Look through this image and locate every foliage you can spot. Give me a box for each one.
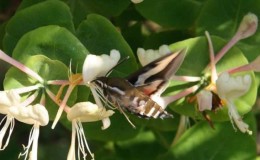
[0,0,259,160]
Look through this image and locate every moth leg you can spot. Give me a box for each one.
[115,101,136,128]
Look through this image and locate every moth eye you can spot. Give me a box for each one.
[95,80,104,88]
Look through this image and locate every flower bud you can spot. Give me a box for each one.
[236,13,258,40]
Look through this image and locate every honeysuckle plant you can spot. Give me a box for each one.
[1,0,260,160]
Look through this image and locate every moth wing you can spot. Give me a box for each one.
[127,49,186,96]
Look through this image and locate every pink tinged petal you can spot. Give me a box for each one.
[160,85,200,108]
[216,72,251,100]
[205,31,218,82]
[227,100,252,135]
[0,115,15,150]
[235,13,258,40]
[228,55,260,74]
[197,90,213,111]
[215,13,258,65]
[82,50,120,83]
[9,104,49,126]
[171,75,201,82]
[0,50,44,83]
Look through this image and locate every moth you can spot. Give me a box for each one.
[91,49,186,125]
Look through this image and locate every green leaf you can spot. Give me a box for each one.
[12,25,88,72]
[135,0,202,28]
[195,0,260,61]
[66,0,130,26]
[3,0,75,54]
[160,113,257,160]
[143,30,191,49]
[76,14,138,76]
[114,131,166,160]
[16,0,45,11]
[4,55,77,120]
[167,36,257,121]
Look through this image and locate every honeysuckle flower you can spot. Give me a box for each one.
[216,72,252,134]
[137,45,171,66]
[0,90,21,150]
[8,104,49,160]
[193,25,257,133]
[81,50,121,130]
[67,102,114,160]
[82,50,121,83]
[214,13,258,64]
[131,0,143,4]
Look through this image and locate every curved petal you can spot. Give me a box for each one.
[82,50,120,83]
[9,104,49,126]
[67,102,114,123]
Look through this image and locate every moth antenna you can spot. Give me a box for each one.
[105,56,130,77]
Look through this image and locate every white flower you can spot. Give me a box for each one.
[9,104,49,160]
[216,72,251,100]
[216,72,252,134]
[137,45,171,66]
[0,90,21,150]
[82,50,120,83]
[67,102,114,160]
[131,0,143,4]
[235,13,258,40]
[197,90,213,112]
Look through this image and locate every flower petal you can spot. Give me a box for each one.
[67,102,114,122]
[82,50,120,83]
[197,90,213,111]
[9,104,49,126]
[0,90,21,114]
[236,13,258,40]
[137,45,171,66]
[216,72,251,100]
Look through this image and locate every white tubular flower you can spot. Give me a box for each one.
[131,0,143,4]
[67,102,114,160]
[9,104,49,160]
[235,13,258,40]
[0,90,21,150]
[197,90,213,112]
[137,45,171,66]
[216,72,252,134]
[82,50,121,83]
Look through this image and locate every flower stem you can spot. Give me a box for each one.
[12,84,41,95]
[0,50,44,83]
[45,89,70,113]
[52,85,76,129]
[162,85,199,106]
[205,31,218,83]
[171,115,188,146]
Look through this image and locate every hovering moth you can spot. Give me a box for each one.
[91,49,186,122]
